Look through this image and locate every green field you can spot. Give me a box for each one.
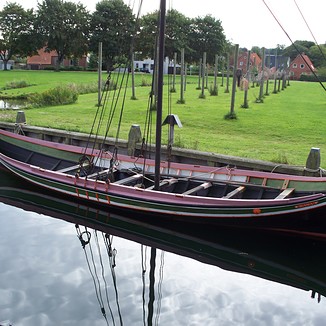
[0,70,325,166]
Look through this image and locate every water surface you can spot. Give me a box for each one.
[0,172,325,325]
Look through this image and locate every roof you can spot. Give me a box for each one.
[290,53,315,71]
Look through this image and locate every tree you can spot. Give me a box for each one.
[89,0,135,72]
[188,15,226,64]
[136,9,191,60]
[0,2,41,70]
[283,40,314,61]
[251,46,262,57]
[165,9,191,59]
[36,0,90,70]
[308,44,326,68]
[135,11,158,58]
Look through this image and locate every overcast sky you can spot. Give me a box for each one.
[21,0,325,49]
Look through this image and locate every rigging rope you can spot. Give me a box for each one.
[262,0,326,92]
[80,0,145,177]
[293,0,326,64]
[137,9,162,187]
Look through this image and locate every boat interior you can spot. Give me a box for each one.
[0,138,314,201]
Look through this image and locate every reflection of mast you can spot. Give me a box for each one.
[141,245,165,326]
[141,245,148,326]
[147,248,156,326]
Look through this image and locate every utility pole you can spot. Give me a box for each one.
[179,48,185,103]
[97,42,102,107]
[230,44,239,116]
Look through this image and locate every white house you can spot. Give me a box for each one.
[0,60,14,70]
[133,57,170,74]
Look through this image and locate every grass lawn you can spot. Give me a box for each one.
[0,70,325,167]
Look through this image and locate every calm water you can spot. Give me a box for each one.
[0,170,326,325]
[0,100,26,110]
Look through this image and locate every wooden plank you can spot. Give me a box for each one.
[182,182,212,195]
[275,188,295,200]
[147,178,178,190]
[223,186,245,199]
[113,173,143,185]
[57,164,80,173]
[87,168,111,179]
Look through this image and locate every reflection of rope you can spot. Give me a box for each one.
[155,251,165,326]
[104,234,123,326]
[311,290,322,303]
[75,225,109,325]
[94,231,115,325]
[88,230,107,318]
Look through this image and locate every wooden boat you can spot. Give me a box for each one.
[0,127,325,226]
[0,0,326,228]
[0,167,325,302]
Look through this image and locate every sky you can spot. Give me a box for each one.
[20,0,326,49]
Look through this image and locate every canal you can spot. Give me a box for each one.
[0,168,325,325]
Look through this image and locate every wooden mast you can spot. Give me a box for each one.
[154,0,166,190]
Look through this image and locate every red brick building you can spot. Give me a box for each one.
[289,53,316,80]
[237,52,262,74]
[27,47,87,70]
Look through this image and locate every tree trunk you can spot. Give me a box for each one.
[3,59,9,71]
[56,51,65,71]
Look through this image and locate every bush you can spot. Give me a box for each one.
[141,77,151,87]
[69,82,98,95]
[43,66,55,71]
[299,73,326,82]
[4,80,31,89]
[43,66,84,71]
[29,85,78,107]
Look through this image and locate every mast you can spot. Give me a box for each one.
[154,0,166,190]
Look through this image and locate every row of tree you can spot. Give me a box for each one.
[1,0,324,72]
[0,0,227,71]
[251,41,326,68]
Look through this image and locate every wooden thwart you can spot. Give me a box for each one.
[147,178,178,190]
[223,186,245,199]
[275,188,295,200]
[87,168,111,179]
[183,182,212,195]
[57,164,80,173]
[114,173,143,185]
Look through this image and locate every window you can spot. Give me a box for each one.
[300,64,305,69]
[293,63,297,68]
[239,61,243,66]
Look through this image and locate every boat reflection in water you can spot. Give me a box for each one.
[0,167,325,324]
